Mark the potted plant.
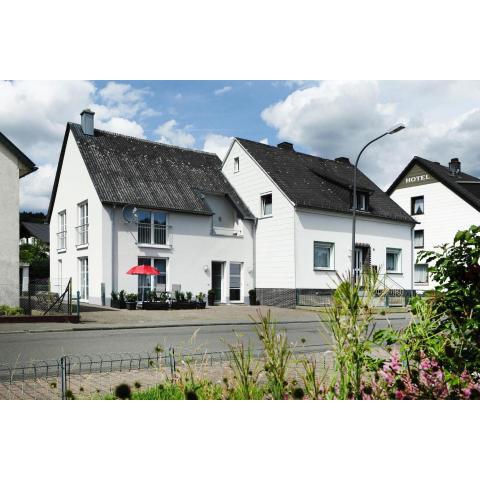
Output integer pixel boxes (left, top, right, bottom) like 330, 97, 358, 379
196, 292, 206, 309
110, 291, 119, 309
208, 289, 215, 306
118, 290, 127, 309
125, 293, 138, 310
186, 291, 193, 303
248, 289, 257, 306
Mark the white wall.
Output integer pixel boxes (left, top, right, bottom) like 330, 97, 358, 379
223, 141, 296, 288
0, 144, 20, 306
49, 132, 105, 304
391, 180, 480, 290
295, 209, 413, 290
111, 207, 255, 303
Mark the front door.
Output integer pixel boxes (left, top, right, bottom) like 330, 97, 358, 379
211, 262, 223, 303
354, 248, 363, 281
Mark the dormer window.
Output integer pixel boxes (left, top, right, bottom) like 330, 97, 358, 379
352, 192, 368, 211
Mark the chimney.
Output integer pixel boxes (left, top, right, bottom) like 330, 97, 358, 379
80, 109, 95, 136
448, 158, 461, 176
335, 157, 350, 165
277, 141, 294, 151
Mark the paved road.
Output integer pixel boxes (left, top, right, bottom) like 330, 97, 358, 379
0, 316, 411, 366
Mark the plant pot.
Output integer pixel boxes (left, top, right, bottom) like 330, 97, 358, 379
196, 301, 206, 309
207, 293, 215, 306
111, 299, 126, 309
142, 302, 169, 310
125, 302, 137, 310
248, 290, 256, 306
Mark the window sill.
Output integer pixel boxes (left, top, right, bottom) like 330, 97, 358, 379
260, 215, 272, 219
414, 282, 429, 286
386, 271, 403, 275
137, 243, 172, 250
212, 227, 243, 237
57, 248, 66, 254
314, 268, 336, 272
414, 246, 424, 249
76, 243, 89, 250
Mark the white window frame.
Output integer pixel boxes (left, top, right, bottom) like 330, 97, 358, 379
260, 192, 273, 218
386, 248, 402, 274
78, 257, 89, 301
76, 200, 89, 247
57, 210, 67, 252
229, 262, 243, 303
411, 196, 424, 215
137, 257, 169, 299
414, 229, 424, 249
314, 241, 335, 270
357, 192, 367, 211
137, 210, 169, 246
234, 157, 240, 173
414, 263, 429, 284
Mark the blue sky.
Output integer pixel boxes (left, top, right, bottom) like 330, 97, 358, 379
2, 80, 480, 211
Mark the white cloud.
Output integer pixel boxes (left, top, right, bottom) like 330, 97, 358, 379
97, 117, 145, 138
259, 137, 269, 144
203, 134, 233, 159
261, 80, 480, 189
155, 119, 195, 148
214, 86, 232, 96
19, 163, 57, 211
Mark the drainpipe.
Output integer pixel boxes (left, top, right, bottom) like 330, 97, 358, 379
253, 217, 257, 297
410, 224, 414, 297
111, 204, 116, 296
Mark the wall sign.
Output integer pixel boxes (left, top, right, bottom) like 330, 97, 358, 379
396, 164, 438, 189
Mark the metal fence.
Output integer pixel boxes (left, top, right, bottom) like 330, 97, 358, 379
19, 277, 73, 315
0, 347, 334, 400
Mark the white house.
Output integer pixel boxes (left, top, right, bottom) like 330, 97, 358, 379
48, 110, 255, 305
0, 132, 37, 306
388, 157, 480, 292
222, 138, 416, 307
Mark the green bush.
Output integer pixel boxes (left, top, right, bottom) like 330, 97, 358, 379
0, 305, 24, 316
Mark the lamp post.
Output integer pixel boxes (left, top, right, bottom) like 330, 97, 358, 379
350, 124, 405, 285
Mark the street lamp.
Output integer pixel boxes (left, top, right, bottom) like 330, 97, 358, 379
350, 124, 405, 285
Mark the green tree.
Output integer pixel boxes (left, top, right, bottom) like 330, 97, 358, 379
418, 225, 480, 374
20, 240, 49, 279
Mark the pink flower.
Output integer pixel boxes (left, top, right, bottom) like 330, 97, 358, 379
395, 390, 405, 400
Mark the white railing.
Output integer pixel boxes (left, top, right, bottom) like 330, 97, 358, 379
138, 223, 169, 245
57, 231, 66, 251
76, 224, 89, 246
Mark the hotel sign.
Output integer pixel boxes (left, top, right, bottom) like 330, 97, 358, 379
396, 164, 438, 189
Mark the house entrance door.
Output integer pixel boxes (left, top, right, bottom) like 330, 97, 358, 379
354, 248, 363, 281
211, 262, 223, 303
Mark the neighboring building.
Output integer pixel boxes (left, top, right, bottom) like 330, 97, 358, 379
388, 156, 480, 292
222, 138, 416, 307
0, 132, 37, 306
20, 221, 50, 245
48, 110, 255, 305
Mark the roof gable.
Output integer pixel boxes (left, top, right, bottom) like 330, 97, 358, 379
0, 131, 37, 178
236, 138, 415, 224
387, 156, 480, 213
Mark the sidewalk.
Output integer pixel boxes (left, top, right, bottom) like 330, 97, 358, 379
0, 305, 321, 335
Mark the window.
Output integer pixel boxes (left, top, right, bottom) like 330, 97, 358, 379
386, 248, 402, 273
229, 263, 242, 301
411, 196, 424, 215
76, 201, 88, 246
78, 257, 89, 300
414, 229, 424, 248
138, 210, 168, 245
314, 242, 334, 270
57, 211, 67, 251
261, 193, 272, 217
234, 157, 240, 173
137, 257, 168, 299
353, 192, 368, 211
414, 264, 428, 284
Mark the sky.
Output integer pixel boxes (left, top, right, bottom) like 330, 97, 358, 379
3, 80, 480, 212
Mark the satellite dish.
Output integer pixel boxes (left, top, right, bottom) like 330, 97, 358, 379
122, 205, 139, 224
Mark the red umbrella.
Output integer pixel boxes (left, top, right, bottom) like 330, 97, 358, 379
127, 265, 161, 276
126, 265, 162, 303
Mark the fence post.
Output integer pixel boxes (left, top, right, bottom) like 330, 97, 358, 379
60, 356, 69, 400
168, 347, 176, 378
68, 279, 72, 316
76, 290, 80, 322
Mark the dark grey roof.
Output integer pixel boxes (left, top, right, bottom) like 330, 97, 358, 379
236, 138, 415, 224
20, 222, 50, 244
0, 131, 37, 178
48, 123, 253, 221
387, 156, 480, 213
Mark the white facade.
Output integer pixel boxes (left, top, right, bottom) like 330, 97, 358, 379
50, 130, 254, 305
390, 167, 480, 291
223, 139, 414, 296
0, 138, 36, 306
